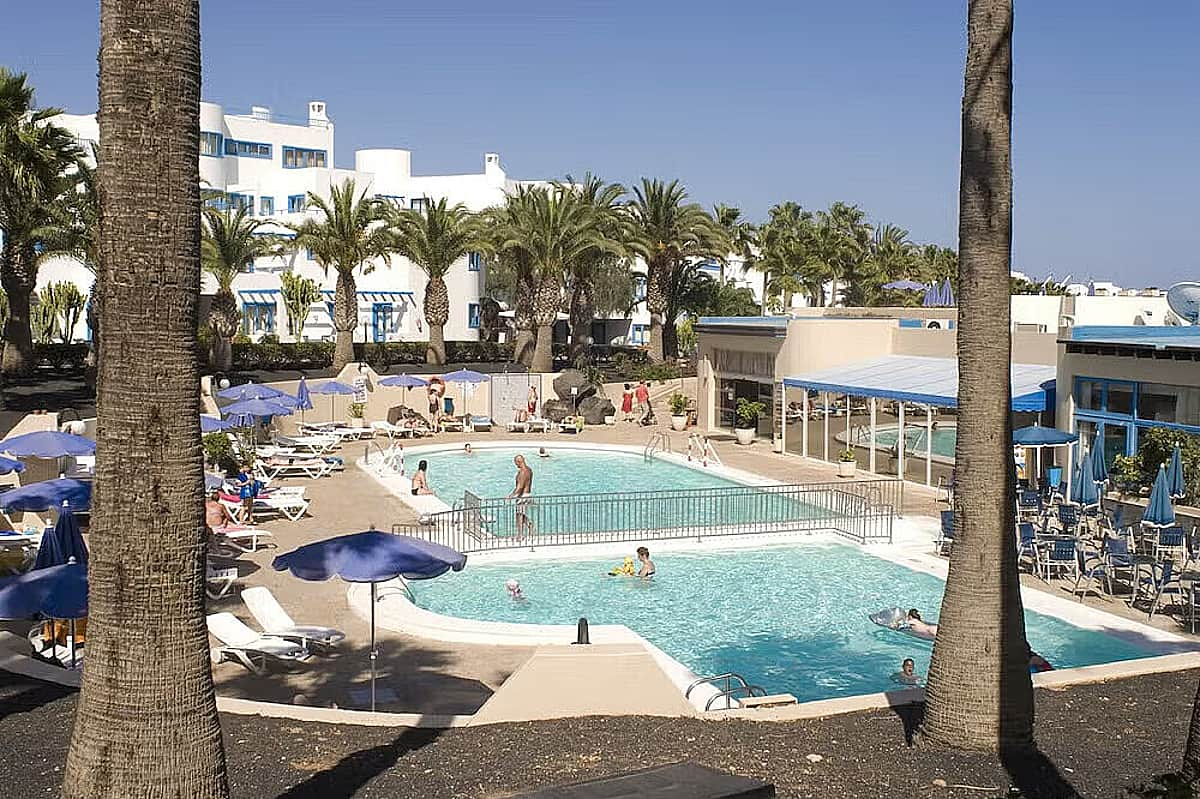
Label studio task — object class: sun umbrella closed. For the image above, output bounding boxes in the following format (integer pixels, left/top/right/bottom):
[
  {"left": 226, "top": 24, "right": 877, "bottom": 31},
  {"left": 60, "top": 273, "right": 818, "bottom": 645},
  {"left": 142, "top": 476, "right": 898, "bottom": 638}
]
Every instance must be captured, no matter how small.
[
  {"left": 34, "top": 507, "right": 88, "bottom": 570},
  {"left": 295, "top": 376, "right": 314, "bottom": 419},
  {"left": 1070, "top": 455, "right": 1099, "bottom": 508},
  {"left": 1143, "top": 466, "right": 1176, "bottom": 528},
  {"left": 1090, "top": 441, "right": 1109, "bottom": 486},
  {"left": 272, "top": 530, "right": 466, "bottom": 710},
  {"left": 1166, "top": 444, "right": 1186, "bottom": 499}
]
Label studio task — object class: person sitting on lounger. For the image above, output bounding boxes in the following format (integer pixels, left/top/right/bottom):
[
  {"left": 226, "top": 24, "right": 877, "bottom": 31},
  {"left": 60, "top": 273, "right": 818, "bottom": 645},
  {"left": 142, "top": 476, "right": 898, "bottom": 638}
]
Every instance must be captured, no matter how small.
[
  {"left": 411, "top": 460, "right": 434, "bottom": 496},
  {"left": 205, "top": 489, "right": 238, "bottom": 531}
]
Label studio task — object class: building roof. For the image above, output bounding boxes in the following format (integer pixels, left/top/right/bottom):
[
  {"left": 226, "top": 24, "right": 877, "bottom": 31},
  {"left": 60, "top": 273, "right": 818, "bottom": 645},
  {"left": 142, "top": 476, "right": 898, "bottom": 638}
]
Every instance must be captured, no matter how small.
[
  {"left": 694, "top": 316, "right": 789, "bottom": 337},
  {"left": 1063, "top": 325, "right": 1200, "bottom": 352},
  {"left": 782, "top": 355, "right": 1057, "bottom": 411}
]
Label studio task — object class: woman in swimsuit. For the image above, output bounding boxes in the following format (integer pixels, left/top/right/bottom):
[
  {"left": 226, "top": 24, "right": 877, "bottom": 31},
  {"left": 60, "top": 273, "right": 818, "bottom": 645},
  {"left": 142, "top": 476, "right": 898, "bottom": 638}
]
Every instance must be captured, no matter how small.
[
  {"left": 527, "top": 384, "right": 539, "bottom": 417},
  {"left": 636, "top": 546, "right": 655, "bottom": 579},
  {"left": 410, "top": 460, "right": 434, "bottom": 495}
]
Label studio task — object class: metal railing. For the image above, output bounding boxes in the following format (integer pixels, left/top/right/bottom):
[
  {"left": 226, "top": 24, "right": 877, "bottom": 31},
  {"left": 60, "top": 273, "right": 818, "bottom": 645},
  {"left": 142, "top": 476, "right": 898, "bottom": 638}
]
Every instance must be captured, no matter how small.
[{"left": 392, "top": 477, "right": 898, "bottom": 553}]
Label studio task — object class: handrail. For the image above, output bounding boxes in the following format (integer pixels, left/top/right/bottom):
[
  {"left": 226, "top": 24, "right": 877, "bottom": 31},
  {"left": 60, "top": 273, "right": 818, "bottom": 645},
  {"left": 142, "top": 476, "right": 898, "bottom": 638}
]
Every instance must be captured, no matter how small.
[
  {"left": 686, "top": 433, "right": 722, "bottom": 467},
  {"left": 685, "top": 672, "right": 767, "bottom": 711},
  {"left": 365, "top": 440, "right": 404, "bottom": 474},
  {"left": 644, "top": 431, "right": 671, "bottom": 460}
]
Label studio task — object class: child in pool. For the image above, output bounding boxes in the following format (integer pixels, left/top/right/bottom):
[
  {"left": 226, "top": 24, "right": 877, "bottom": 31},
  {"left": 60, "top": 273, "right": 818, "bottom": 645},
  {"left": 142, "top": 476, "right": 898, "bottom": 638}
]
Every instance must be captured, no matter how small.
[{"left": 505, "top": 579, "right": 525, "bottom": 600}]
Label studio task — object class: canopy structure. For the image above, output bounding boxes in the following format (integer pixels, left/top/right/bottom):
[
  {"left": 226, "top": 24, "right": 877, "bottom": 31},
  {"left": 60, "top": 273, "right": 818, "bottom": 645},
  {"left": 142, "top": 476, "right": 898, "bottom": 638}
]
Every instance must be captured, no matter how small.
[
  {"left": 783, "top": 356, "right": 1056, "bottom": 412},
  {"left": 1013, "top": 426, "right": 1076, "bottom": 447},
  {"left": 0, "top": 455, "right": 25, "bottom": 475},
  {"left": 319, "top": 290, "right": 414, "bottom": 304},
  {"left": 200, "top": 415, "right": 234, "bottom": 433},
  {"left": 883, "top": 280, "right": 927, "bottom": 291}
]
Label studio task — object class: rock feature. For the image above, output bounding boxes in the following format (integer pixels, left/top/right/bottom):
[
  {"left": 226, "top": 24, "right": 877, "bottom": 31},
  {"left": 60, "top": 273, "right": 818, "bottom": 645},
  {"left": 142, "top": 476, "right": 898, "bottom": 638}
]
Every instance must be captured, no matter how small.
[
  {"left": 578, "top": 395, "right": 615, "bottom": 425},
  {"left": 541, "top": 399, "right": 574, "bottom": 423},
  {"left": 552, "top": 369, "right": 597, "bottom": 404}
]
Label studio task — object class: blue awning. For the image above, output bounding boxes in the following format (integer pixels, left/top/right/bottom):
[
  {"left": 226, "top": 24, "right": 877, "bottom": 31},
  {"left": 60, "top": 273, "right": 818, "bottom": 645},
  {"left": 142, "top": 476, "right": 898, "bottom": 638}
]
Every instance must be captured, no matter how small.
[
  {"left": 319, "top": 290, "right": 414, "bottom": 304},
  {"left": 782, "top": 355, "right": 1056, "bottom": 411},
  {"left": 238, "top": 289, "right": 280, "bottom": 305}
]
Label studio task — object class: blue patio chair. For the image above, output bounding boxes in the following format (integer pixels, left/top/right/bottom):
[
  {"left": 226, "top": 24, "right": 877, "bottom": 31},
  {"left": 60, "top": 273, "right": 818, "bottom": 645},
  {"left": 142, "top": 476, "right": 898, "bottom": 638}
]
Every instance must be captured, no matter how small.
[
  {"left": 1102, "top": 536, "right": 1137, "bottom": 596},
  {"left": 1155, "top": 526, "right": 1189, "bottom": 565},
  {"left": 935, "top": 510, "right": 955, "bottom": 556},
  {"left": 1016, "top": 522, "right": 1039, "bottom": 573},
  {"left": 1072, "top": 547, "right": 1111, "bottom": 602},
  {"left": 1135, "top": 560, "right": 1182, "bottom": 621},
  {"left": 1057, "top": 504, "right": 1080, "bottom": 537},
  {"left": 1040, "top": 537, "right": 1078, "bottom": 583},
  {"left": 1017, "top": 490, "right": 1042, "bottom": 519}
]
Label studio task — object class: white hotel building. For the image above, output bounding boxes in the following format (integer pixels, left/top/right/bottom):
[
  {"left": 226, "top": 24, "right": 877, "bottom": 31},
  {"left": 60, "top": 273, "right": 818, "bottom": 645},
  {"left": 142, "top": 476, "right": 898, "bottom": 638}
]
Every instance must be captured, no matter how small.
[{"left": 43, "top": 99, "right": 549, "bottom": 345}]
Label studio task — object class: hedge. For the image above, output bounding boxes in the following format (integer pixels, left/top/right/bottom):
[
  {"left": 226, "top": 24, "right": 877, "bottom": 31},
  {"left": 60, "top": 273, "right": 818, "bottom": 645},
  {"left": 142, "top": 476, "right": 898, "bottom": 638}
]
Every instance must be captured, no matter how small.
[
  {"left": 32, "top": 343, "right": 90, "bottom": 373},
  {"left": 229, "top": 340, "right": 517, "bottom": 372}
]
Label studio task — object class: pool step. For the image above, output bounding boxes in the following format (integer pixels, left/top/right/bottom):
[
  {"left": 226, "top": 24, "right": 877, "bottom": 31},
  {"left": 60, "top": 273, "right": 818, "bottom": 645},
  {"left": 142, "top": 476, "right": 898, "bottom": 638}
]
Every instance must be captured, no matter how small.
[{"left": 738, "top": 693, "right": 798, "bottom": 709}]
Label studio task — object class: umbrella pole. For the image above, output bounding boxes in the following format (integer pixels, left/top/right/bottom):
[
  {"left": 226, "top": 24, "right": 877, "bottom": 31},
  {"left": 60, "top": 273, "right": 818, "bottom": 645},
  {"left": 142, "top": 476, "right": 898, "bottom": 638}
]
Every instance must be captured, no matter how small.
[
  {"left": 69, "top": 618, "right": 76, "bottom": 669},
  {"left": 370, "top": 582, "right": 377, "bottom": 712}
]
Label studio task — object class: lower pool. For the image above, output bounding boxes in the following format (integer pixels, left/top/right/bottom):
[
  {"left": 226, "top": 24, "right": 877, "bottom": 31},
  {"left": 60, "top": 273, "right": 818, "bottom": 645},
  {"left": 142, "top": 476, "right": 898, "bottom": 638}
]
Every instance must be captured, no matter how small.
[{"left": 411, "top": 542, "right": 1155, "bottom": 703}]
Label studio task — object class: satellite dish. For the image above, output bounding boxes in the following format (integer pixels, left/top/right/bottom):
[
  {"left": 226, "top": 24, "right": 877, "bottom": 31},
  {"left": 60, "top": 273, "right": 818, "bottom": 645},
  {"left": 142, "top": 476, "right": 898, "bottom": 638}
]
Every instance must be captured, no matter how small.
[{"left": 1167, "top": 282, "right": 1200, "bottom": 325}]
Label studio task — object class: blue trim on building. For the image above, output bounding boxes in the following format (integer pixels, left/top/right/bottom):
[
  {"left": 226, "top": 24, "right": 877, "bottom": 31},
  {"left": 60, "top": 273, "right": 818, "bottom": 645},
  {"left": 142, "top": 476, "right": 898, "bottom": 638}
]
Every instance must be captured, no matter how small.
[
  {"left": 224, "top": 138, "right": 273, "bottom": 159},
  {"left": 282, "top": 146, "right": 327, "bottom": 169},
  {"left": 1066, "top": 325, "right": 1200, "bottom": 350},
  {"left": 200, "top": 131, "right": 223, "bottom": 157},
  {"left": 287, "top": 194, "right": 307, "bottom": 213}
]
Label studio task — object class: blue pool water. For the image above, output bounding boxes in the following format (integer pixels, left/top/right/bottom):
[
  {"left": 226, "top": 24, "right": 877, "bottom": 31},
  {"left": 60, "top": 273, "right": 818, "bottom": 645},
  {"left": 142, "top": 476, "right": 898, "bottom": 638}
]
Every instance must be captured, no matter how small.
[
  {"left": 418, "top": 447, "right": 831, "bottom": 538},
  {"left": 873, "top": 425, "right": 957, "bottom": 459},
  {"left": 411, "top": 542, "right": 1154, "bottom": 703}
]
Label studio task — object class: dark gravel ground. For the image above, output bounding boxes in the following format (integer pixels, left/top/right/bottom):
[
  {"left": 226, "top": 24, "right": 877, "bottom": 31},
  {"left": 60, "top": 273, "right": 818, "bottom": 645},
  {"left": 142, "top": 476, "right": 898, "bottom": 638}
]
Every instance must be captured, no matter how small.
[{"left": 1, "top": 668, "right": 1195, "bottom": 798}]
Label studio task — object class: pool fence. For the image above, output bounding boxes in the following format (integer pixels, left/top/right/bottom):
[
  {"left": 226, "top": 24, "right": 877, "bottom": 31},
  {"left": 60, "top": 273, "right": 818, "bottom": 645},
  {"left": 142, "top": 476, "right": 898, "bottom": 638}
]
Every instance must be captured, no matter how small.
[{"left": 393, "top": 478, "right": 899, "bottom": 553}]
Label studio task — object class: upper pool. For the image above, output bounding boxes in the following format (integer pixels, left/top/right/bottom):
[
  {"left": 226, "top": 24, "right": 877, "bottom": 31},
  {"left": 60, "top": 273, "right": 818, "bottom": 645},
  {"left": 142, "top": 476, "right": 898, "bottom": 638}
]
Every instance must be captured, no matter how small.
[{"left": 410, "top": 542, "right": 1158, "bottom": 704}]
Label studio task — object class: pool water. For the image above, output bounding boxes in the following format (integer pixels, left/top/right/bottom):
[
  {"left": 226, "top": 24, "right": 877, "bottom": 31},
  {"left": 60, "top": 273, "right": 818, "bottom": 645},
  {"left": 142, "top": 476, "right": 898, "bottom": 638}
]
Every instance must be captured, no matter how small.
[
  {"left": 411, "top": 542, "right": 1153, "bottom": 703},
  {"left": 420, "top": 447, "right": 738, "bottom": 504},
  {"left": 873, "top": 426, "right": 957, "bottom": 460}
]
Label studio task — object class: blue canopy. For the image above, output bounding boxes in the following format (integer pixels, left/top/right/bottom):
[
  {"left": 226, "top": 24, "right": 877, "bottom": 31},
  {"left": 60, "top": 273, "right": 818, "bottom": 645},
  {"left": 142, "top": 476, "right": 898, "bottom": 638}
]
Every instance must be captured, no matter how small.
[
  {"left": 273, "top": 531, "right": 466, "bottom": 583},
  {"left": 0, "top": 562, "right": 88, "bottom": 619},
  {"left": 1, "top": 431, "right": 95, "bottom": 458},
  {"left": 1013, "top": 426, "right": 1077, "bottom": 447},
  {"left": 200, "top": 415, "right": 234, "bottom": 433},
  {"left": 34, "top": 508, "right": 87, "bottom": 570},
  {"left": 0, "top": 455, "right": 25, "bottom": 475},
  {"left": 1091, "top": 441, "right": 1109, "bottom": 485},
  {"left": 217, "top": 382, "right": 291, "bottom": 402},
  {"left": 442, "top": 369, "right": 490, "bottom": 384},
  {"left": 379, "top": 374, "right": 429, "bottom": 388},
  {"left": 1143, "top": 466, "right": 1176, "bottom": 527},
  {"left": 311, "top": 380, "right": 356, "bottom": 395},
  {"left": 1166, "top": 444, "right": 1186, "bottom": 499},
  {"left": 1070, "top": 456, "right": 1099, "bottom": 507},
  {"left": 295, "top": 377, "right": 314, "bottom": 411},
  {"left": 940, "top": 278, "right": 956, "bottom": 307},
  {"left": 222, "top": 397, "right": 294, "bottom": 418},
  {"left": 922, "top": 284, "right": 938, "bottom": 307},
  {"left": 883, "top": 280, "right": 927, "bottom": 291},
  {"left": 1, "top": 478, "right": 92, "bottom": 512}
]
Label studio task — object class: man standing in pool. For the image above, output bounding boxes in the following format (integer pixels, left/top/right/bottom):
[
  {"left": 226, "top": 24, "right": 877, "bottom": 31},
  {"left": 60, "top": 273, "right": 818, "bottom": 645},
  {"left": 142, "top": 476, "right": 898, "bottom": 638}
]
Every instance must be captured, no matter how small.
[{"left": 508, "top": 454, "right": 535, "bottom": 540}]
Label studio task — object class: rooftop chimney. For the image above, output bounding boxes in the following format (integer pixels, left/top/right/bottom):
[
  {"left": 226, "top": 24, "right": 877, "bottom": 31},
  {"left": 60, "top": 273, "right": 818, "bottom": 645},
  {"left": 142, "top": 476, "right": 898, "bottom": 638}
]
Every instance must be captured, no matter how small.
[
  {"left": 308, "top": 101, "right": 328, "bottom": 126},
  {"left": 251, "top": 105, "right": 271, "bottom": 121}
]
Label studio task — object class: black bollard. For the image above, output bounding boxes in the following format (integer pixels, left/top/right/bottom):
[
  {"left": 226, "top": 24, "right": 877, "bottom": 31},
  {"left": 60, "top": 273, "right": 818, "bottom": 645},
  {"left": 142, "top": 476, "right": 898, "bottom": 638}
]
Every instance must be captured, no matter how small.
[{"left": 573, "top": 617, "right": 590, "bottom": 645}]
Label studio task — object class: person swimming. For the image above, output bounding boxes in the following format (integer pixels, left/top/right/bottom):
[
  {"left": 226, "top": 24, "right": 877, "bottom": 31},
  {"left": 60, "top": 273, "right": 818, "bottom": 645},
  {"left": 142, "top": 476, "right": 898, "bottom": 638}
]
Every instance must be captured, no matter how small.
[
  {"left": 900, "top": 608, "right": 937, "bottom": 640},
  {"left": 463, "top": 443, "right": 474, "bottom": 455},
  {"left": 1028, "top": 645, "right": 1053, "bottom": 673},
  {"left": 892, "top": 657, "right": 921, "bottom": 685},
  {"left": 505, "top": 579, "right": 525, "bottom": 601},
  {"left": 636, "top": 546, "right": 655, "bottom": 579},
  {"left": 537, "top": 446, "right": 550, "bottom": 458}
]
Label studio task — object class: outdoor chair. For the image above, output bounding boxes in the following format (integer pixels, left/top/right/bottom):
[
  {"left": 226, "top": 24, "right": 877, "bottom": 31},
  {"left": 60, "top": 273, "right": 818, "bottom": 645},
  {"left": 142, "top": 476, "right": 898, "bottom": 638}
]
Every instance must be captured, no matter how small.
[
  {"left": 241, "top": 586, "right": 345, "bottom": 650},
  {"left": 1039, "top": 537, "right": 1078, "bottom": 583},
  {"left": 212, "top": 525, "right": 275, "bottom": 553},
  {"left": 1101, "top": 536, "right": 1138, "bottom": 597},
  {"left": 206, "top": 612, "right": 312, "bottom": 674},
  {"left": 371, "top": 420, "right": 417, "bottom": 439},
  {"left": 468, "top": 415, "right": 493, "bottom": 432},
  {"left": 1134, "top": 560, "right": 1183, "bottom": 621},
  {"left": 255, "top": 457, "right": 334, "bottom": 481},
  {"left": 1071, "top": 547, "right": 1112, "bottom": 602},
  {"left": 1057, "top": 504, "right": 1080, "bottom": 537},
  {"left": 1154, "top": 527, "right": 1189, "bottom": 566},
  {"left": 1016, "top": 522, "right": 1039, "bottom": 573},
  {"left": 937, "top": 471, "right": 957, "bottom": 505},
  {"left": 274, "top": 433, "right": 339, "bottom": 454},
  {"left": 1017, "top": 489, "right": 1043, "bottom": 520},
  {"left": 935, "top": 510, "right": 955, "bottom": 556},
  {"left": 205, "top": 563, "right": 240, "bottom": 600}
]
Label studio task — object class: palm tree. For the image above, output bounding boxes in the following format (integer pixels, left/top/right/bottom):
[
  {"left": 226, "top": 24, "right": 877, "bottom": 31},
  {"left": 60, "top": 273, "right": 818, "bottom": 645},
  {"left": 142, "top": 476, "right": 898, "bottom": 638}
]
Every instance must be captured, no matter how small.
[
  {"left": 64, "top": 1, "right": 230, "bottom": 796},
  {"left": 290, "top": 179, "right": 390, "bottom": 372},
  {"left": 389, "top": 197, "right": 481, "bottom": 365},
  {"left": 712, "top": 203, "right": 757, "bottom": 286},
  {"left": 754, "top": 202, "right": 823, "bottom": 311},
  {"left": 0, "top": 67, "right": 81, "bottom": 376},
  {"left": 482, "top": 188, "right": 539, "bottom": 366},
  {"left": 201, "top": 205, "right": 280, "bottom": 371},
  {"left": 626, "top": 179, "right": 724, "bottom": 361},
  {"left": 564, "top": 174, "right": 627, "bottom": 363},
  {"left": 921, "top": 0, "right": 1033, "bottom": 753}
]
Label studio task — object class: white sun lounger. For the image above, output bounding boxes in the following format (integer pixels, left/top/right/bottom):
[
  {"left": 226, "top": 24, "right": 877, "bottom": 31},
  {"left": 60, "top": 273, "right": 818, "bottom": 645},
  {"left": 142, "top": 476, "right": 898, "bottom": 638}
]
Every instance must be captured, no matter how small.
[
  {"left": 221, "top": 494, "right": 310, "bottom": 523},
  {"left": 371, "top": 420, "right": 423, "bottom": 439},
  {"left": 274, "top": 433, "right": 339, "bottom": 454},
  {"left": 255, "top": 458, "right": 334, "bottom": 481},
  {"left": 241, "top": 586, "right": 345, "bottom": 649},
  {"left": 205, "top": 564, "right": 240, "bottom": 599},
  {"left": 206, "top": 612, "right": 312, "bottom": 674},
  {"left": 212, "top": 525, "right": 275, "bottom": 552}
]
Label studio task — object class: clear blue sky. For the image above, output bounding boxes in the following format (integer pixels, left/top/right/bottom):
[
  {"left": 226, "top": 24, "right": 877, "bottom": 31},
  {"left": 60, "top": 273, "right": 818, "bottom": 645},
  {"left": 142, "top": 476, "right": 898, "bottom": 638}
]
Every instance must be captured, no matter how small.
[{"left": 2, "top": 1, "right": 1196, "bottom": 287}]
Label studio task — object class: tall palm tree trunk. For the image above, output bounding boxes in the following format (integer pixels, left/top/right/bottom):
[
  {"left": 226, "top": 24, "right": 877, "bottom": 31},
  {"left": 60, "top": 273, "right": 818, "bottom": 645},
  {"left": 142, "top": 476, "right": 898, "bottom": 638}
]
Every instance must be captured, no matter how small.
[
  {"left": 1, "top": 246, "right": 36, "bottom": 377},
  {"left": 568, "top": 280, "right": 593, "bottom": 364},
  {"left": 424, "top": 275, "right": 449, "bottom": 365},
  {"left": 922, "top": 0, "right": 1032, "bottom": 753},
  {"left": 65, "top": 1, "right": 230, "bottom": 797},
  {"left": 530, "top": 274, "right": 559, "bottom": 374},
  {"left": 331, "top": 268, "right": 357, "bottom": 372},
  {"left": 645, "top": 259, "right": 668, "bottom": 362},
  {"left": 1184, "top": 681, "right": 1200, "bottom": 782},
  {"left": 512, "top": 276, "right": 536, "bottom": 367}
]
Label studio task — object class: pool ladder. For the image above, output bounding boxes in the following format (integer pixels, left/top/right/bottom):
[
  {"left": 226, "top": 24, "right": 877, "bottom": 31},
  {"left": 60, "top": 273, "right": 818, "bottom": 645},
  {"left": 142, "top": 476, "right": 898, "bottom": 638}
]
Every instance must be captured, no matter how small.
[
  {"left": 685, "top": 672, "right": 768, "bottom": 711},
  {"left": 644, "top": 431, "right": 672, "bottom": 460}
]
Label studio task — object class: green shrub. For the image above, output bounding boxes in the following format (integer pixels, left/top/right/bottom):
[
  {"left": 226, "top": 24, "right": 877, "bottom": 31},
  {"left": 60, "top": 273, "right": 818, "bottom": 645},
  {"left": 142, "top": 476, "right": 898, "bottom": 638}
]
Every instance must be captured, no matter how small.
[
  {"left": 33, "top": 343, "right": 89, "bottom": 372},
  {"left": 735, "top": 398, "right": 765, "bottom": 429},
  {"left": 668, "top": 392, "right": 688, "bottom": 416},
  {"left": 1111, "top": 454, "right": 1143, "bottom": 493},
  {"left": 202, "top": 432, "right": 238, "bottom": 475},
  {"left": 1137, "top": 427, "right": 1200, "bottom": 503}
]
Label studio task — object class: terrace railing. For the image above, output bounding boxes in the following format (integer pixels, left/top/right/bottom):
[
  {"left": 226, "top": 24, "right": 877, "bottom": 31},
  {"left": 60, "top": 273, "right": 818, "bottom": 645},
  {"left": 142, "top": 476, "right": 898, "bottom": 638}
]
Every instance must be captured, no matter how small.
[{"left": 393, "top": 478, "right": 899, "bottom": 553}]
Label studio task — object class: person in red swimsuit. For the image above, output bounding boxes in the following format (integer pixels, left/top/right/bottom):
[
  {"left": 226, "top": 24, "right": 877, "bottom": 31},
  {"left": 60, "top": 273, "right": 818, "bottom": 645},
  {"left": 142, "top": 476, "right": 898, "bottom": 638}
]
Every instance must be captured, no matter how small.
[{"left": 621, "top": 383, "right": 634, "bottom": 420}]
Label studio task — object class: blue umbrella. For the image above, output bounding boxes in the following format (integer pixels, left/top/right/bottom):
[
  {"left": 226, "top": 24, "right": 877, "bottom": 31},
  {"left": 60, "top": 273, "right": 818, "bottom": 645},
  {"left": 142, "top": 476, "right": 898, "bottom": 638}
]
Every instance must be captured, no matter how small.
[
  {"left": 1, "top": 430, "right": 95, "bottom": 458},
  {"left": 1070, "top": 455, "right": 1099, "bottom": 508},
  {"left": 883, "top": 280, "right": 927, "bottom": 291},
  {"left": 217, "top": 382, "right": 291, "bottom": 402},
  {"left": 941, "top": 278, "right": 955, "bottom": 307},
  {"left": 311, "top": 381, "right": 357, "bottom": 421},
  {"left": 200, "top": 415, "right": 234, "bottom": 433},
  {"left": 379, "top": 374, "right": 428, "bottom": 388},
  {"left": 1166, "top": 444, "right": 1186, "bottom": 499},
  {"left": 922, "top": 283, "right": 939, "bottom": 307},
  {"left": 1012, "top": 426, "right": 1077, "bottom": 447},
  {"left": 1, "top": 478, "right": 92, "bottom": 512},
  {"left": 34, "top": 508, "right": 87, "bottom": 570},
  {"left": 0, "top": 561, "right": 88, "bottom": 620},
  {"left": 1091, "top": 440, "right": 1109, "bottom": 486},
  {"left": 0, "top": 455, "right": 25, "bottom": 475},
  {"left": 1143, "top": 466, "right": 1176, "bottom": 528},
  {"left": 273, "top": 530, "right": 466, "bottom": 710},
  {"left": 443, "top": 369, "right": 490, "bottom": 418},
  {"left": 222, "top": 397, "right": 294, "bottom": 428}
]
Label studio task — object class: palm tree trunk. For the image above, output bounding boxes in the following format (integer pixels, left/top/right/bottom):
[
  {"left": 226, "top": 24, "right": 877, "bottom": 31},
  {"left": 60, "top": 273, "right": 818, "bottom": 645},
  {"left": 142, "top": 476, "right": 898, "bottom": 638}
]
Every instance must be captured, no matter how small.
[
  {"left": 531, "top": 323, "right": 554, "bottom": 373},
  {"left": 332, "top": 267, "right": 357, "bottom": 372},
  {"left": 529, "top": 273, "right": 560, "bottom": 374},
  {"left": 65, "top": 1, "right": 230, "bottom": 797},
  {"left": 645, "top": 258, "right": 667, "bottom": 362},
  {"left": 1183, "top": 678, "right": 1200, "bottom": 782},
  {"left": 427, "top": 322, "right": 446, "bottom": 365},
  {"left": 568, "top": 280, "right": 593, "bottom": 365},
  {"left": 423, "top": 275, "right": 449, "bottom": 365},
  {"left": 512, "top": 275, "right": 536, "bottom": 367},
  {"left": 209, "top": 334, "right": 232, "bottom": 373},
  {"left": 922, "top": 0, "right": 1032, "bottom": 753},
  {"left": 1, "top": 246, "right": 36, "bottom": 377}
]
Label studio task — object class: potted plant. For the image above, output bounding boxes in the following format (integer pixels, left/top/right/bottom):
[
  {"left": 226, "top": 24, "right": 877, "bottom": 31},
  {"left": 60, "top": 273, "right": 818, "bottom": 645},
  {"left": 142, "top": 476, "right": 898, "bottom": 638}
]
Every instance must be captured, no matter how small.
[
  {"left": 668, "top": 392, "right": 688, "bottom": 432},
  {"left": 734, "top": 398, "right": 764, "bottom": 445},
  {"left": 837, "top": 448, "right": 857, "bottom": 478},
  {"left": 348, "top": 402, "right": 366, "bottom": 428}
]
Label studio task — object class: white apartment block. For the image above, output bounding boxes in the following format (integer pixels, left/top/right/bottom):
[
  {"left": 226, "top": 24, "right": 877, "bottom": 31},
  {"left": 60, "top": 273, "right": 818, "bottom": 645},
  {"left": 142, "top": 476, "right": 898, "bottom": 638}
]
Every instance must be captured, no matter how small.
[{"left": 43, "top": 100, "right": 547, "bottom": 345}]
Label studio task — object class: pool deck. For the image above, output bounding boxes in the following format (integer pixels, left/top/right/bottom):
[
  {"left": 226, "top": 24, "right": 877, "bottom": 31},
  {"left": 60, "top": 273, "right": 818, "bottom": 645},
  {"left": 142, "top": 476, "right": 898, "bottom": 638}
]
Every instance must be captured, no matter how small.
[{"left": 96, "top": 378, "right": 1200, "bottom": 723}]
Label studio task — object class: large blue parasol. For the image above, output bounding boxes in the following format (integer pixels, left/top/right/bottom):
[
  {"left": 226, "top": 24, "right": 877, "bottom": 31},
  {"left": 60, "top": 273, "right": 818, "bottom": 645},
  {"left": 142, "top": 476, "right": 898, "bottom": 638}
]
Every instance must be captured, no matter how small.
[
  {"left": 0, "top": 561, "right": 88, "bottom": 620},
  {"left": 273, "top": 530, "right": 466, "bottom": 710},
  {"left": 0, "top": 455, "right": 25, "bottom": 475},
  {"left": 1, "top": 431, "right": 95, "bottom": 458},
  {"left": 34, "top": 507, "right": 88, "bottom": 570},
  {"left": 379, "top": 374, "right": 428, "bottom": 388},
  {"left": 200, "top": 415, "right": 234, "bottom": 433},
  {"left": 1166, "top": 444, "right": 1186, "bottom": 499},
  {"left": 217, "top": 382, "right": 292, "bottom": 402},
  {"left": 222, "top": 397, "right": 294, "bottom": 427},
  {"left": 311, "top": 381, "right": 356, "bottom": 420},
  {"left": 883, "top": 280, "right": 927, "bottom": 291},
  {"left": 1143, "top": 466, "right": 1176, "bottom": 528},
  {"left": 1012, "top": 426, "right": 1076, "bottom": 447},
  {"left": 1, "top": 478, "right": 92, "bottom": 512},
  {"left": 1070, "top": 455, "right": 1099, "bottom": 508}
]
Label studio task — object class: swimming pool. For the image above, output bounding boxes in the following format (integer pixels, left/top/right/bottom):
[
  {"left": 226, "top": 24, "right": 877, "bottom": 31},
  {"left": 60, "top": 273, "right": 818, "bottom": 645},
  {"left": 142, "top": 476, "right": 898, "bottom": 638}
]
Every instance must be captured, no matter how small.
[
  {"left": 416, "top": 446, "right": 842, "bottom": 539},
  {"left": 410, "top": 542, "right": 1155, "bottom": 703},
  {"left": 871, "top": 425, "right": 957, "bottom": 460}
]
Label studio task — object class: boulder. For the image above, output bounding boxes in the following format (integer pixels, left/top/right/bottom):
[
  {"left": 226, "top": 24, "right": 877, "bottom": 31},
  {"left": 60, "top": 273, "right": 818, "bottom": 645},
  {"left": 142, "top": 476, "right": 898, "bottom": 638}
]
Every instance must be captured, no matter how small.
[
  {"left": 541, "top": 399, "right": 574, "bottom": 423},
  {"left": 552, "top": 369, "right": 597, "bottom": 402},
  {"left": 578, "top": 395, "right": 615, "bottom": 425}
]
